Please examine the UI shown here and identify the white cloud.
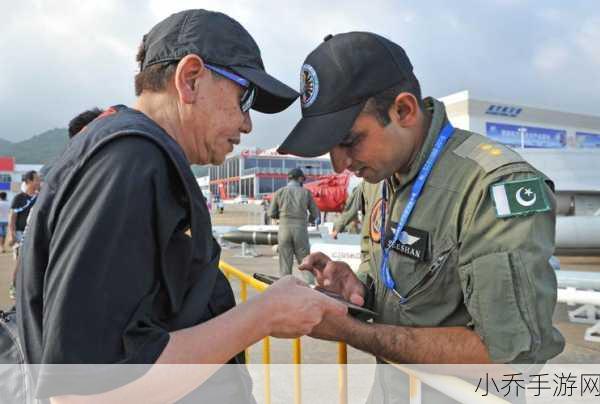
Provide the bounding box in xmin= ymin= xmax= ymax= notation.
xmin=0 ymin=0 xmax=599 ymax=145
xmin=575 ymin=17 xmax=600 ymax=65
xmin=533 ymin=45 xmax=569 ymax=73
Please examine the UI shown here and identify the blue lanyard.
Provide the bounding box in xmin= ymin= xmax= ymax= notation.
xmin=380 ymin=122 xmax=455 ymax=301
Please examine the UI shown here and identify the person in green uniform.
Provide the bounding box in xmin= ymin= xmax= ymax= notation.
xmin=278 ymin=31 xmax=564 ymax=400
xmin=269 ymin=168 xmax=320 ymax=277
xmin=331 ymin=183 xmax=362 ymax=238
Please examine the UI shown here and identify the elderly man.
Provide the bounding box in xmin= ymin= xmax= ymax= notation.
xmin=279 ymin=32 xmax=564 ymax=402
xmin=17 ymin=10 xmax=345 ymax=403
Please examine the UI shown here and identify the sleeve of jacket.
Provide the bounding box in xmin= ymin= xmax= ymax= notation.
xmin=457 ymin=164 xmax=565 ymax=364
xmin=307 ymin=191 xmax=320 ymax=224
xmin=357 ymin=182 xmax=377 ymax=281
xmin=269 ymin=190 xmax=280 ymax=219
xmin=333 ymin=186 xmax=361 ymax=232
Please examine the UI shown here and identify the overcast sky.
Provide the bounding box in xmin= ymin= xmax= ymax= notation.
xmin=1 ymin=0 xmax=599 ymax=148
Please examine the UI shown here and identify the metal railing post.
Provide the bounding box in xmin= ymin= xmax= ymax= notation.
xmin=263 ymin=337 xmax=271 ymax=404
xmin=338 ymin=343 xmax=348 ymax=404
xmin=293 ymin=338 xmax=302 ymax=404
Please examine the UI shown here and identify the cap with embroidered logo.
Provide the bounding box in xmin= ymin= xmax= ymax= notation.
xmin=278 ymin=32 xmax=416 ymax=156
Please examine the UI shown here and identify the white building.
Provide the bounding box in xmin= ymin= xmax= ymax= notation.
xmin=441 ymin=91 xmax=600 ymax=216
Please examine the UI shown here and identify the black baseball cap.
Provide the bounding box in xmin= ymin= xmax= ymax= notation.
xmin=140 ymin=9 xmax=299 ymax=113
xmin=278 ymin=32 xmax=417 ymax=157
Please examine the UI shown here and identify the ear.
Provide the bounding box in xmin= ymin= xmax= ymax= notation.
xmin=174 ymin=54 xmax=209 ymax=104
xmin=388 ymin=92 xmax=419 ymax=128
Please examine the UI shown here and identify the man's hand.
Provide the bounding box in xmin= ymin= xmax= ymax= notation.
xmin=330 ymin=229 xmax=339 ymax=239
xmin=299 ymin=252 xmax=365 ymax=306
xmin=259 ymin=275 xmax=347 ymax=338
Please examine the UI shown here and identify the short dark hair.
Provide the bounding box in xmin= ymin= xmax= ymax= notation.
xmin=0 ymin=192 xmax=6 ymax=201
xmin=363 ymin=77 xmax=424 ymax=126
xmin=133 ymin=44 xmax=222 ymax=96
xmin=22 ymin=171 xmax=38 ymax=183
xmin=68 ymin=108 xmax=104 ymax=138
xmin=134 ymin=44 xmax=178 ymax=96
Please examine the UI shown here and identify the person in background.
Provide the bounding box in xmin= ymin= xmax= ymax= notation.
xmin=269 ymin=168 xmax=319 ymax=278
xmin=68 ymin=107 xmax=104 ymax=138
xmin=8 ymin=170 xmax=40 ymax=300
xmin=260 ymin=196 xmax=270 ymax=225
xmin=8 ymin=171 xmax=40 ymax=250
xmin=0 ymin=192 xmax=10 ymax=253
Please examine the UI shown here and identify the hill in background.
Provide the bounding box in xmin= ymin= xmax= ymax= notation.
xmin=0 ymin=128 xmax=210 ymax=177
xmin=0 ymin=128 xmax=68 ymax=165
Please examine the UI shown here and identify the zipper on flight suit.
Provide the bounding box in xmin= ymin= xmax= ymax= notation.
xmin=392 ymin=245 xmax=456 ymax=304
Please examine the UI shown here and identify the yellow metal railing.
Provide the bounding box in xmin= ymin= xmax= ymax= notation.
xmin=219 ymin=260 xmax=347 ymax=404
xmin=219 ymin=260 xmax=504 ymax=404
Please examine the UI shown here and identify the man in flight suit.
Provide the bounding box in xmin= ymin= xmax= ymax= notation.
xmin=278 ymin=32 xmax=565 ymax=402
xmin=331 ymin=183 xmax=362 ymax=238
xmin=269 ymin=168 xmax=320 ymax=277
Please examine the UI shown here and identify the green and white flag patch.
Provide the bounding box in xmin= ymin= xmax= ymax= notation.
xmin=490 ymin=177 xmax=550 ymax=218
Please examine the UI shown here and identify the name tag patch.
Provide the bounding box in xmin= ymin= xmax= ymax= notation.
xmin=384 ymin=223 xmax=430 ymax=261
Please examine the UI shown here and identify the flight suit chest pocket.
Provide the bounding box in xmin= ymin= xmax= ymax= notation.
xmin=388 ymin=239 xmax=457 ymax=306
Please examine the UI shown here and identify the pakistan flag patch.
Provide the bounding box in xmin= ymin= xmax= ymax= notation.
xmin=490 ymin=177 xmax=550 ymax=218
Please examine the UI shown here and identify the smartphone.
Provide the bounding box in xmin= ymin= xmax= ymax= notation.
xmin=253 ymin=273 xmax=377 ymax=317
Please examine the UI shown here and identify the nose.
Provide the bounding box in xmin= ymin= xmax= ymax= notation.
xmin=241 ymin=111 xmax=252 ymax=134
xmin=330 ymin=146 xmax=352 ymax=173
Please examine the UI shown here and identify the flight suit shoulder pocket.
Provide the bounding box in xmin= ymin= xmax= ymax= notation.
xmin=459 ymin=252 xmax=532 ymax=363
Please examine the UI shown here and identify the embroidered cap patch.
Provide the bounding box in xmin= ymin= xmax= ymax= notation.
xmin=490 ymin=177 xmax=550 ymax=218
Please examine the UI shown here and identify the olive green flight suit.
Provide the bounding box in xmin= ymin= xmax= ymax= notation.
xmin=360 ymin=98 xmax=564 ymax=402
xmin=269 ymin=180 xmax=320 ymax=277
xmin=333 ymin=185 xmax=362 ymax=234
xmin=359 ymin=97 xmax=564 ymax=362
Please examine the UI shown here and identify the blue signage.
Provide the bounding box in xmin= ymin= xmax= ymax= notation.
xmin=486 ymin=122 xmax=566 ymax=148
xmin=485 ymin=105 xmax=522 ymax=118
xmin=575 ymin=132 xmax=600 ymax=148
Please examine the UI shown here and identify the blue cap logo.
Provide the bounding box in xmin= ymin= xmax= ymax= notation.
xmin=300 ymin=64 xmax=319 ymax=108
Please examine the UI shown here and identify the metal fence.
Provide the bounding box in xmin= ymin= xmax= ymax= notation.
xmin=219 ymin=260 xmax=508 ymax=404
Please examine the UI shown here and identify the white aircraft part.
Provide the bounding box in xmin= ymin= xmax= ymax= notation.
xmin=238 ymin=224 xmax=279 ymax=232
xmin=238 ymin=224 xmax=322 ymax=236
xmin=556 ymin=216 xmax=600 ymax=249
xmin=558 ymin=290 xmax=600 ymax=343
xmin=556 ymin=270 xmax=600 ymax=291
xmin=310 ymin=242 xmax=362 ymax=271
xmin=557 ymin=287 xmax=600 ymax=307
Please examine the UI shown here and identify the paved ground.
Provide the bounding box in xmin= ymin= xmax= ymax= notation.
xmin=2 ymin=203 xmax=599 ymax=365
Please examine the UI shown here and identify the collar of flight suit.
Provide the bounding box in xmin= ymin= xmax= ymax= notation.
xmin=386 ymin=97 xmax=451 ymax=194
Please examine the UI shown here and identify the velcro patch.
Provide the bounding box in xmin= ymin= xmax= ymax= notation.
xmin=454 ymin=135 xmax=522 ymax=173
xmin=384 ymin=223 xmax=430 ymax=261
xmin=490 ymin=177 xmax=550 ymax=218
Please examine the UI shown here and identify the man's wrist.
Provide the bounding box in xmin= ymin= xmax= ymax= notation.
xmin=246 ymin=294 xmax=275 ymax=338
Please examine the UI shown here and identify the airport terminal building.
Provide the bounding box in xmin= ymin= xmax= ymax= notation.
xmin=441 ymin=91 xmax=600 ymax=216
xmin=209 ymin=91 xmax=600 ymax=213
xmin=208 ymin=148 xmax=333 ymax=200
